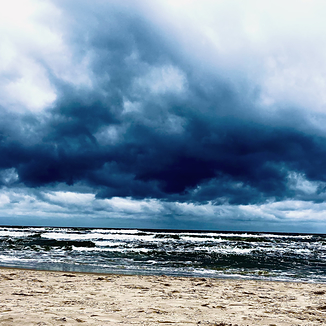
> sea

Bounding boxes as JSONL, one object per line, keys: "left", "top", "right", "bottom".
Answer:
{"left": 0, "top": 226, "right": 325, "bottom": 283}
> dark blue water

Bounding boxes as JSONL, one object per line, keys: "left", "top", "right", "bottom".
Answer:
{"left": 1, "top": 226, "right": 325, "bottom": 282}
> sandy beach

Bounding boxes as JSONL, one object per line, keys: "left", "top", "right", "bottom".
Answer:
{"left": 0, "top": 268, "right": 325, "bottom": 325}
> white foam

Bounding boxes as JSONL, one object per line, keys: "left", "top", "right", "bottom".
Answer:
{"left": 0, "top": 254, "right": 32, "bottom": 262}
{"left": 0, "top": 230, "right": 33, "bottom": 237}
{"left": 90, "top": 229, "right": 141, "bottom": 234}
{"left": 71, "top": 246, "right": 151, "bottom": 253}
{"left": 180, "top": 236, "right": 224, "bottom": 243}
{"left": 41, "top": 232, "right": 155, "bottom": 242}
{"left": 182, "top": 232, "right": 314, "bottom": 239}
{"left": 93, "top": 241, "right": 122, "bottom": 247}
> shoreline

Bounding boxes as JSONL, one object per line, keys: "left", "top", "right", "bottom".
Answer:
{"left": 1, "top": 265, "right": 326, "bottom": 285}
{"left": 1, "top": 267, "right": 326, "bottom": 325}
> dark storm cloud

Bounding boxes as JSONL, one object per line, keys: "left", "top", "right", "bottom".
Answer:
{"left": 1, "top": 0, "right": 326, "bottom": 206}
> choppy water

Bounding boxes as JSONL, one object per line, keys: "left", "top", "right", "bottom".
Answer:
{"left": 0, "top": 226, "right": 325, "bottom": 282}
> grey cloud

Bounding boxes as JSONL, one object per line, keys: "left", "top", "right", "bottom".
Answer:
{"left": 1, "top": 0, "right": 326, "bottom": 211}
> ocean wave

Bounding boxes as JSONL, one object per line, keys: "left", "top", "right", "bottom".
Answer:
{"left": 0, "top": 226, "right": 325, "bottom": 282}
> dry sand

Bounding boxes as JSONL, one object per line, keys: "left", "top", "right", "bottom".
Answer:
{"left": 0, "top": 268, "right": 325, "bottom": 325}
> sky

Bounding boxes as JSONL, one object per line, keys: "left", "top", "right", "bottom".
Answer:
{"left": 1, "top": 0, "right": 326, "bottom": 232}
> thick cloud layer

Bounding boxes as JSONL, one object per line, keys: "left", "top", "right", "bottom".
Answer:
{"left": 1, "top": 0, "right": 326, "bottom": 229}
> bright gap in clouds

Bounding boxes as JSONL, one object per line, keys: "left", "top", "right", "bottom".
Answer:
{"left": 0, "top": 0, "right": 58, "bottom": 113}
{"left": 152, "top": 0, "right": 326, "bottom": 115}
{"left": 0, "top": 0, "right": 94, "bottom": 114}
{"left": 0, "top": 0, "right": 37, "bottom": 26}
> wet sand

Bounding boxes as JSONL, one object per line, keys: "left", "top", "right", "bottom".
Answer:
{"left": 0, "top": 268, "right": 325, "bottom": 325}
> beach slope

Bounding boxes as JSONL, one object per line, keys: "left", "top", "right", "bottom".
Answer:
{"left": 0, "top": 268, "right": 325, "bottom": 325}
